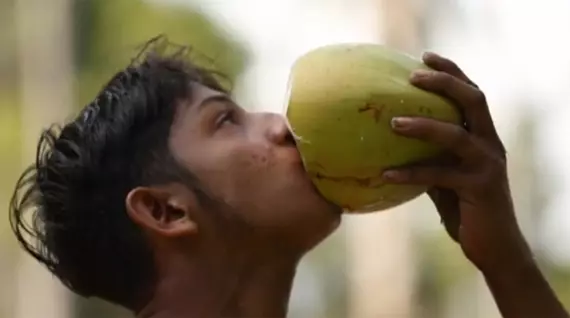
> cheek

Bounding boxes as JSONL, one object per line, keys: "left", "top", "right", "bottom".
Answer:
{"left": 230, "top": 140, "right": 275, "bottom": 172}
{"left": 199, "top": 142, "right": 275, "bottom": 203}
{"left": 227, "top": 144, "right": 274, "bottom": 188}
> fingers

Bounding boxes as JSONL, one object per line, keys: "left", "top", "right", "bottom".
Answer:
{"left": 382, "top": 165, "right": 466, "bottom": 189}
{"left": 391, "top": 116, "right": 480, "bottom": 160}
{"left": 410, "top": 69, "right": 488, "bottom": 135}
{"left": 422, "top": 52, "right": 477, "bottom": 87}
{"left": 411, "top": 52, "right": 499, "bottom": 140}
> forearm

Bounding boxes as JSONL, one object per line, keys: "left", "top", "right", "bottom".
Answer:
{"left": 483, "top": 260, "right": 568, "bottom": 318}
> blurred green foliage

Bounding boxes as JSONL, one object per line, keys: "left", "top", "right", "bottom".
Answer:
{"left": 73, "top": 0, "right": 249, "bottom": 106}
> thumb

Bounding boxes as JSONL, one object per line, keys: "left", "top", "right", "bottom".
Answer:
{"left": 428, "top": 188, "right": 461, "bottom": 242}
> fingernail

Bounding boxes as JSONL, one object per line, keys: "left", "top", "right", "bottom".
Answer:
{"left": 422, "top": 51, "right": 439, "bottom": 60}
{"left": 411, "top": 69, "right": 431, "bottom": 80}
{"left": 383, "top": 170, "right": 404, "bottom": 182}
{"left": 391, "top": 117, "right": 412, "bottom": 129}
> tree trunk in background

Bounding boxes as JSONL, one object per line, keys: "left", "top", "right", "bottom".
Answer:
{"left": 346, "top": 0, "right": 420, "bottom": 317}
{"left": 14, "top": 0, "right": 74, "bottom": 318}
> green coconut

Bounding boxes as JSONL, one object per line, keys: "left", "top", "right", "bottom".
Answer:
{"left": 284, "top": 43, "right": 462, "bottom": 213}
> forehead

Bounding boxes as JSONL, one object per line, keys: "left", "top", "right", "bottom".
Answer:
{"left": 169, "top": 83, "right": 227, "bottom": 140}
{"left": 188, "top": 83, "right": 226, "bottom": 106}
{"left": 174, "top": 83, "right": 226, "bottom": 122}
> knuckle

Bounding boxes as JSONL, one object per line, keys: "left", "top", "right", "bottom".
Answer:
{"left": 449, "top": 125, "right": 471, "bottom": 150}
{"left": 435, "top": 71, "right": 454, "bottom": 86}
{"left": 469, "top": 81, "right": 480, "bottom": 89}
{"left": 481, "top": 138, "right": 507, "bottom": 161}
{"left": 406, "top": 168, "right": 419, "bottom": 181}
{"left": 494, "top": 140, "right": 507, "bottom": 159}
{"left": 489, "top": 157, "right": 507, "bottom": 176}
{"left": 475, "top": 156, "right": 507, "bottom": 185}
{"left": 394, "top": 168, "right": 416, "bottom": 183}
{"left": 444, "top": 59, "right": 460, "bottom": 72}
{"left": 406, "top": 117, "right": 432, "bottom": 135}
{"left": 471, "top": 89, "right": 487, "bottom": 105}
{"left": 410, "top": 168, "right": 434, "bottom": 185}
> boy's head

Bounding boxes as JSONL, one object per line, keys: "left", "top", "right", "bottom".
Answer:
{"left": 9, "top": 38, "right": 341, "bottom": 310}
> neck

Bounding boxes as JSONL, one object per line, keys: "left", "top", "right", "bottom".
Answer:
{"left": 137, "top": 249, "right": 299, "bottom": 318}
{"left": 221, "top": 257, "right": 298, "bottom": 317}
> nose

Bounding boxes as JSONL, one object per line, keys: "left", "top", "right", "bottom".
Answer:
{"left": 262, "top": 112, "right": 296, "bottom": 146}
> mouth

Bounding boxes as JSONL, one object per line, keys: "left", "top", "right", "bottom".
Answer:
{"left": 285, "top": 130, "right": 298, "bottom": 147}
{"left": 284, "top": 119, "right": 300, "bottom": 146}
{"left": 282, "top": 123, "right": 342, "bottom": 214}
{"left": 283, "top": 126, "right": 303, "bottom": 162}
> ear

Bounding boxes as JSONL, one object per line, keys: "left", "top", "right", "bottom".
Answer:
{"left": 125, "top": 185, "right": 198, "bottom": 238}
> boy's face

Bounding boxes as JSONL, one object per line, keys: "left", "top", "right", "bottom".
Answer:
{"left": 165, "top": 84, "right": 342, "bottom": 252}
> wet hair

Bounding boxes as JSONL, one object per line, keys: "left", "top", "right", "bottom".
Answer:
{"left": 9, "top": 36, "right": 228, "bottom": 308}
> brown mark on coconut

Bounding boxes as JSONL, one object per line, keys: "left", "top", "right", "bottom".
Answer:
{"left": 358, "top": 102, "right": 385, "bottom": 123}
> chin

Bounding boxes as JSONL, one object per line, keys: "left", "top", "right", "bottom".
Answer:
{"left": 277, "top": 176, "right": 343, "bottom": 248}
{"left": 310, "top": 185, "right": 344, "bottom": 218}
{"left": 300, "top": 199, "right": 343, "bottom": 244}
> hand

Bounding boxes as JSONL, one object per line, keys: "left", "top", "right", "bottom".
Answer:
{"left": 381, "top": 52, "right": 533, "bottom": 275}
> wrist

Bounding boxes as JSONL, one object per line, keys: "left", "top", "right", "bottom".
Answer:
{"left": 475, "top": 216, "right": 535, "bottom": 279}
{"left": 480, "top": 253, "right": 569, "bottom": 318}
{"left": 481, "top": 252, "right": 538, "bottom": 286}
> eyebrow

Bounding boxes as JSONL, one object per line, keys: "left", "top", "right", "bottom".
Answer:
{"left": 196, "top": 94, "right": 233, "bottom": 112}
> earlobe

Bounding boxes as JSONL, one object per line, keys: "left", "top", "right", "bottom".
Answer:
{"left": 126, "top": 186, "right": 198, "bottom": 238}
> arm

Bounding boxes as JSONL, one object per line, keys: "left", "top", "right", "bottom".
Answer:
{"left": 483, "top": 258, "right": 568, "bottom": 318}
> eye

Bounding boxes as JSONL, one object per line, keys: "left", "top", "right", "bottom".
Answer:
{"left": 215, "top": 108, "right": 237, "bottom": 128}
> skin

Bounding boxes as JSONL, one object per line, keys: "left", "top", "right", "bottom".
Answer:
{"left": 384, "top": 52, "right": 568, "bottom": 318}
{"left": 125, "top": 54, "right": 567, "bottom": 318}
{"left": 126, "top": 84, "right": 341, "bottom": 318}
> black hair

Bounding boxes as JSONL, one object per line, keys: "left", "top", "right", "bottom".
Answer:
{"left": 9, "top": 35, "right": 228, "bottom": 308}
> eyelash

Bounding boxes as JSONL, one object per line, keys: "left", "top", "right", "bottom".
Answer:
{"left": 216, "top": 109, "right": 236, "bottom": 128}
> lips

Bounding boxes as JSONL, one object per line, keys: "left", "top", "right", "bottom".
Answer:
{"left": 286, "top": 146, "right": 304, "bottom": 166}
{"left": 284, "top": 129, "right": 298, "bottom": 147}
